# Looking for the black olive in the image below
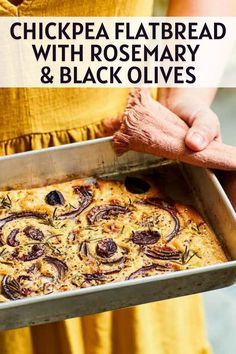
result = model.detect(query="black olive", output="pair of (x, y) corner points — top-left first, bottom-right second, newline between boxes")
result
(24, 226), (44, 241)
(45, 190), (65, 206)
(96, 238), (117, 258)
(125, 177), (150, 194)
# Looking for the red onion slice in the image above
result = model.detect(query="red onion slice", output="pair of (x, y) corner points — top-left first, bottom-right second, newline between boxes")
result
(144, 198), (180, 242)
(83, 272), (106, 281)
(57, 186), (93, 220)
(100, 256), (124, 264)
(83, 268), (123, 283)
(20, 244), (44, 262)
(128, 263), (176, 280)
(144, 246), (181, 260)
(2, 275), (23, 300)
(0, 212), (47, 230)
(78, 241), (88, 260)
(131, 230), (160, 245)
(87, 204), (128, 224)
(44, 256), (68, 279)
(7, 229), (20, 247)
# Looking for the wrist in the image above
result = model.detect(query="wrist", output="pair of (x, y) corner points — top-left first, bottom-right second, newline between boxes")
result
(158, 88), (217, 110)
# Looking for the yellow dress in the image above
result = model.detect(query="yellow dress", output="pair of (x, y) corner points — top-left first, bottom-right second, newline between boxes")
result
(0, 1), (211, 353)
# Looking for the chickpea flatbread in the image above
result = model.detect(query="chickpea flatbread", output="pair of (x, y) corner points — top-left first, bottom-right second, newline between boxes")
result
(0, 176), (227, 301)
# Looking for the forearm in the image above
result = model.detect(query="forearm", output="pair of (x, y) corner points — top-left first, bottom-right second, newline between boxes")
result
(163, 0), (236, 107)
(158, 88), (217, 110)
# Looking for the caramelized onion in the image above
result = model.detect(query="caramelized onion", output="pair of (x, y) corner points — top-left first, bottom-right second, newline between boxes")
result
(2, 275), (23, 300)
(144, 198), (180, 242)
(57, 186), (93, 220)
(84, 273), (106, 281)
(78, 241), (88, 260)
(87, 204), (128, 224)
(131, 230), (160, 245)
(17, 275), (31, 282)
(44, 256), (68, 279)
(20, 244), (44, 262)
(43, 283), (54, 295)
(84, 268), (123, 282)
(81, 280), (92, 288)
(0, 211), (47, 230)
(7, 229), (20, 247)
(100, 256), (124, 264)
(128, 263), (175, 280)
(0, 233), (4, 246)
(26, 263), (39, 273)
(144, 246), (181, 260)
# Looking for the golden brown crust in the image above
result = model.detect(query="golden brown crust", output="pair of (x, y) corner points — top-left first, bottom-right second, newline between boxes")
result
(0, 176), (227, 301)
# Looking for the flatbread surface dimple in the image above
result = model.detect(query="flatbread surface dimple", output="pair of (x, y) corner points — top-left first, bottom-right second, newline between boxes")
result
(0, 176), (227, 301)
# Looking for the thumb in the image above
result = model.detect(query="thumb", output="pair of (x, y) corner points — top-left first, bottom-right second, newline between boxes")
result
(185, 109), (220, 152)
(100, 114), (123, 137)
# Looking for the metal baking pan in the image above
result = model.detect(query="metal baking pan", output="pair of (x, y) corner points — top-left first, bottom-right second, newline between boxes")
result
(0, 137), (235, 331)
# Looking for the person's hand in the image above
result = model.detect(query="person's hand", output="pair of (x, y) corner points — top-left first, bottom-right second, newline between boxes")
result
(158, 88), (236, 211)
(113, 88), (236, 170)
(98, 115), (123, 138)
(158, 88), (221, 152)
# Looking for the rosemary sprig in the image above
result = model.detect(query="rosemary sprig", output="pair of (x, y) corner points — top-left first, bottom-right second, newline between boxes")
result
(147, 221), (154, 232)
(38, 219), (51, 226)
(120, 225), (125, 234)
(68, 203), (77, 209)
(177, 244), (199, 265)
(88, 237), (103, 242)
(0, 247), (7, 257)
(127, 197), (132, 205)
(181, 244), (190, 264)
(0, 194), (12, 209)
(38, 217), (58, 228)
(84, 227), (99, 231)
(44, 241), (62, 255)
(0, 260), (13, 265)
(46, 234), (63, 242)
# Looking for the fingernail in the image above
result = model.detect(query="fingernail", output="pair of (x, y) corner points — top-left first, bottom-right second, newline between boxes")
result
(189, 132), (205, 147)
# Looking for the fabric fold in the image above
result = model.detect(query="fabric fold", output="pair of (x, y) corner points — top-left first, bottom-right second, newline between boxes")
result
(0, 121), (106, 156)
